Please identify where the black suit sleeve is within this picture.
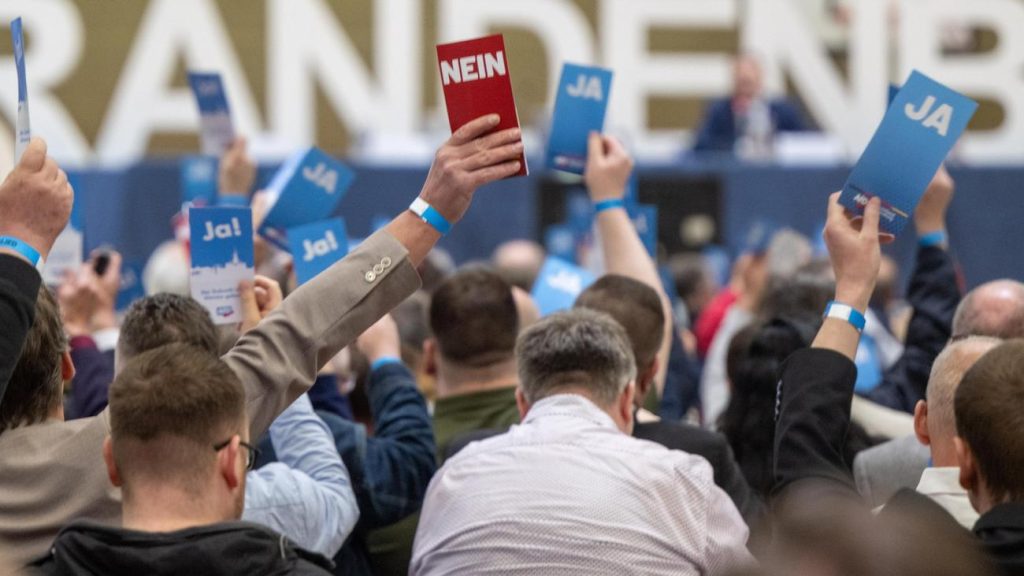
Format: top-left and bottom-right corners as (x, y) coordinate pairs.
(711, 436), (768, 528)
(866, 245), (960, 412)
(772, 348), (860, 500)
(0, 254), (41, 404)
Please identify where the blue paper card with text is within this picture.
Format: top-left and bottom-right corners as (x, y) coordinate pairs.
(11, 17), (30, 160)
(187, 72), (235, 155)
(531, 256), (596, 317)
(288, 218), (349, 286)
(189, 207), (254, 324)
(839, 70), (977, 235)
(629, 203), (658, 258)
(544, 224), (577, 262)
(259, 147), (355, 250)
(180, 155), (219, 206)
(546, 63), (613, 174)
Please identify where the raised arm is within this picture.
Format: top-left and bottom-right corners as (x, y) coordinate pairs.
(584, 133), (673, 395)
(224, 115), (524, 438)
(0, 137), (73, 399)
(773, 193), (882, 498)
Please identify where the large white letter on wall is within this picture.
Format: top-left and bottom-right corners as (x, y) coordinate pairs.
(900, 0), (1024, 163)
(267, 0), (422, 148)
(95, 0), (262, 165)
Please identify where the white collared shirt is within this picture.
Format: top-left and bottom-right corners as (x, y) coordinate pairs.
(915, 467), (979, 529)
(411, 394), (753, 575)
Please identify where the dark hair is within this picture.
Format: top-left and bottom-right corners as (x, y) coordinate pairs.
(759, 265), (834, 321)
(955, 339), (1024, 502)
(575, 275), (665, 376)
(1, 287), (66, 433)
(429, 267), (518, 367)
(119, 293), (218, 361)
(719, 318), (813, 497)
(109, 343), (244, 494)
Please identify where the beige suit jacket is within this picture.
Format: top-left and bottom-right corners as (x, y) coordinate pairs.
(0, 230), (420, 568)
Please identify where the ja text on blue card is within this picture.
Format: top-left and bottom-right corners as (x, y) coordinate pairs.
(187, 72), (235, 155)
(531, 256), (596, 317)
(259, 147), (355, 250)
(11, 17), (30, 160)
(189, 207), (254, 324)
(288, 218), (349, 286)
(839, 70), (977, 235)
(546, 63), (613, 174)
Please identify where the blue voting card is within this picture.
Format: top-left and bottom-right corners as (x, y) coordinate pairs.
(887, 84), (899, 107)
(531, 256), (596, 317)
(189, 207), (254, 324)
(565, 191), (593, 236)
(11, 17), (29, 160)
(259, 147), (355, 250)
(545, 224), (577, 263)
(288, 218), (349, 286)
(115, 261), (146, 312)
(546, 63), (613, 174)
(187, 72), (235, 155)
(622, 173), (639, 209)
(839, 70), (977, 235)
(180, 155), (219, 206)
(629, 203), (658, 258)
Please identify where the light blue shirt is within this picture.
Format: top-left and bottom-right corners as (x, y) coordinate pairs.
(243, 394), (358, 558)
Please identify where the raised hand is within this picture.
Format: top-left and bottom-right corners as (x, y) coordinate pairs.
(355, 314), (401, 363)
(0, 137), (74, 261)
(914, 164), (954, 238)
(823, 192), (882, 312)
(238, 275), (284, 333)
(583, 133), (634, 202)
(218, 137), (257, 197)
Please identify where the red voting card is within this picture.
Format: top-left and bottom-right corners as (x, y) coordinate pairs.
(436, 34), (528, 177)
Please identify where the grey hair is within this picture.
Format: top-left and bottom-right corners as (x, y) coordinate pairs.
(926, 336), (1002, 437)
(515, 308), (637, 407)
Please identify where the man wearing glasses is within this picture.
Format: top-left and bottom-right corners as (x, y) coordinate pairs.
(31, 343), (334, 574)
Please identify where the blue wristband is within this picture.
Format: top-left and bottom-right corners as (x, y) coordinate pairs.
(823, 301), (866, 332)
(918, 230), (947, 248)
(594, 198), (626, 214)
(370, 356), (403, 373)
(0, 236), (41, 266)
(217, 195), (249, 207)
(409, 198), (452, 235)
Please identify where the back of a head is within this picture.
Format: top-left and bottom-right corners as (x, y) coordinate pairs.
(955, 339), (1024, 503)
(429, 268), (518, 367)
(110, 343), (244, 498)
(925, 337), (1002, 441)
(142, 240), (190, 297)
(1, 287), (65, 433)
(952, 280), (1024, 340)
(118, 293), (219, 367)
(491, 239), (545, 291)
(760, 263), (834, 322)
(574, 275), (664, 375)
(516, 308), (636, 408)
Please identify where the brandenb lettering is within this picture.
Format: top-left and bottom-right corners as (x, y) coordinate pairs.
(441, 51), (506, 85)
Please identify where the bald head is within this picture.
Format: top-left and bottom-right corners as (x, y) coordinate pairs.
(492, 240), (545, 291)
(925, 338), (995, 446)
(952, 280), (1024, 340)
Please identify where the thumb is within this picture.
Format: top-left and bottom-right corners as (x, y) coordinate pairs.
(238, 279), (260, 327)
(587, 131), (604, 163)
(19, 137), (47, 171)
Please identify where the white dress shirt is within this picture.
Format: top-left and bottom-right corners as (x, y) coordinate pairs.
(915, 467), (979, 529)
(411, 394), (753, 575)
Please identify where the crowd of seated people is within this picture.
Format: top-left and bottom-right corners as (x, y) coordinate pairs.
(1, 109), (1022, 576)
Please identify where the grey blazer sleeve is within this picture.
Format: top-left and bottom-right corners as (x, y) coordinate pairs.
(225, 229), (422, 439)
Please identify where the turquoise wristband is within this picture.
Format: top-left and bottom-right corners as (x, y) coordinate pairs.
(918, 230), (947, 248)
(823, 300), (866, 332)
(594, 198), (626, 214)
(409, 198), (452, 235)
(0, 236), (40, 266)
(370, 357), (403, 373)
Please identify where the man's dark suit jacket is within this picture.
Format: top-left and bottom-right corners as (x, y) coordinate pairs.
(865, 245), (960, 412)
(775, 347), (1024, 575)
(0, 254), (41, 402)
(445, 414), (766, 530)
(693, 98), (806, 153)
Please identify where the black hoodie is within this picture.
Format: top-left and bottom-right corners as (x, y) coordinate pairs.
(27, 520), (333, 576)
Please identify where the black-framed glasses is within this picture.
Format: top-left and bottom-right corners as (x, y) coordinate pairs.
(213, 437), (260, 471)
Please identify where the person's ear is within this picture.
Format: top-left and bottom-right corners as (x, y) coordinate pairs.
(913, 400), (930, 447)
(515, 387), (529, 420)
(61, 350), (75, 382)
(636, 359), (659, 402)
(219, 435), (244, 490)
(620, 381), (637, 434)
(103, 437), (122, 488)
(955, 437), (978, 494)
(423, 339), (438, 377)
